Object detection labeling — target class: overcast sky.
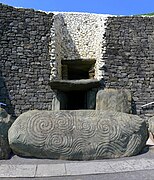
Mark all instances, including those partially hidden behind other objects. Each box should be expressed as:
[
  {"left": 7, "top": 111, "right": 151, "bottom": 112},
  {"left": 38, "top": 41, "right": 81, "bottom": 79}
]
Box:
[{"left": 0, "top": 0, "right": 154, "bottom": 15}]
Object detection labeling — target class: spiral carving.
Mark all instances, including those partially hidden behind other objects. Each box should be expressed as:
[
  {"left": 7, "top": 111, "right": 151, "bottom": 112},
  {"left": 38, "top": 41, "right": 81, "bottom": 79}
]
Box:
[
  {"left": 54, "top": 111, "right": 74, "bottom": 131},
  {"left": 97, "top": 112, "right": 121, "bottom": 142},
  {"left": 45, "top": 131, "right": 73, "bottom": 155},
  {"left": 27, "top": 112, "right": 54, "bottom": 147},
  {"left": 8, "top": 110, "right": 148, "bottom": 160}
]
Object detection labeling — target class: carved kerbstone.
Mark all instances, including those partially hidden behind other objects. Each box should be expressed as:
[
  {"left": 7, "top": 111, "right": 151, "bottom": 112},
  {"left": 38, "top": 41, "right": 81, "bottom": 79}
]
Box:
[
  {"left": 96, "top": 89, "right": 132, "bottom": 113},
  {"left": 8, "top": 110, "right": 148, "bottom": 160}
]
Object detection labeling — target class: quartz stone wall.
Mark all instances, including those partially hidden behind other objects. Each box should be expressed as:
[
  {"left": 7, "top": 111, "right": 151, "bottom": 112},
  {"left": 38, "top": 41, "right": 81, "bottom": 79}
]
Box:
[
  {"left": 0, "top": 3, "right": 54, "bottom": 116},
  {"left": 50, "top": 14, "right": 154, "bottom": 118},
  {"left": 50, "top": 14, "right": 64, "bottom": 80},
  {"left": 50, "top": 13, "right": 108, "bottom": 80},
  {"left": 103, "top": 17, "right": 154, "bottom": 118}
]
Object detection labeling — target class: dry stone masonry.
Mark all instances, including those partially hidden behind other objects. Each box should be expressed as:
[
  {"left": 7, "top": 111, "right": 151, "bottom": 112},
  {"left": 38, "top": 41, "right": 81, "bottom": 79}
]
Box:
[
  {"left": 0, "top": 4, "right": 54, "bottom": 116},
  {"left": 0, "top": 3, "right": 153, "bottom": 119},
  {"left": 50, "top": 13, "right": 108, "bottom": 80},
  {"left": 0, "top": 4, "right": 154, "bottom": 116},
  {"left": 0, "top": 3, "right": 153, "bottom": 160},
  {"left": 103, "top": 17, "right": 154, "bottom": 119}
]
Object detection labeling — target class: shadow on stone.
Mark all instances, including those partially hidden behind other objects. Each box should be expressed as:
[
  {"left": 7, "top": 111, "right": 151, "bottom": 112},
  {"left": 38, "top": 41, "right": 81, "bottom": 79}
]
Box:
[
  {"left": 0, "top": 70, "right": 16, "bottom": 118},
  {"left": 138, "top": 145, "right": 149, "bottom": 155},
  {"left": 131, "top": 98, "right": 137, "bottom": 115}
]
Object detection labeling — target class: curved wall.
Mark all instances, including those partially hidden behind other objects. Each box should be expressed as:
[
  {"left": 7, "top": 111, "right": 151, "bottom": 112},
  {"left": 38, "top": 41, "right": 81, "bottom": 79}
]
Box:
[{"left": 0, "top": 3, "right": 153, "bottom": 118}]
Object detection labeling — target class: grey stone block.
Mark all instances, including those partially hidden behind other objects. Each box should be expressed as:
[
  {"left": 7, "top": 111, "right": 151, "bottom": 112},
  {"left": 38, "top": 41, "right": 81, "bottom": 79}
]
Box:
[
  {"left": 96, "top": 88, "right": 132, "bottom": 113},
  {"left": 126, "top": 159, "right": 154, "bottom": 170},
  {"left": 0, "top": 164, "right": 36, "bottom": 177},
  {"left": 8, "top": 110, "right": 148, "bottom": 160},
  {"left": 36, "top": 164, "right": 66, "bottom": 177},
  {"left": 108, "top": 161, "right": 134, "bottom": 172},
  {"left": 66, "top": 161, "right": 114, "bottom": 176}
]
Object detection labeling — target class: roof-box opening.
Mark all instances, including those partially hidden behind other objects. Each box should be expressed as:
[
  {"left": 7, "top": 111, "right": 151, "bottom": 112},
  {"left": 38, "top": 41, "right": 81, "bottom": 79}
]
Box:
[{"left": 61, "top": 59, "right": 96, "bottom": 80}]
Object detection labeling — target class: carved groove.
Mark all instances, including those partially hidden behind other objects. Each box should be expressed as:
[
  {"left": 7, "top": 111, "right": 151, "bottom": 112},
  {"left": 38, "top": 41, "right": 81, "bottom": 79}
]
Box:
[{"left": 8, "top": 110, "right": 148, "bottom": 160}]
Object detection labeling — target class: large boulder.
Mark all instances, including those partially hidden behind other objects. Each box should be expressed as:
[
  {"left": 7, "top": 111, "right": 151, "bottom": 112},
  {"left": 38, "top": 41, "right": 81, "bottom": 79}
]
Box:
[
  {"left": 96, "top": 89, "right": 132, "bottom": 113},
  {"left": 8, "top": 110, "right": 148, "bottom": 160},
  {"left": 0, "top": 108, "right": 14, "bottom": 159}
]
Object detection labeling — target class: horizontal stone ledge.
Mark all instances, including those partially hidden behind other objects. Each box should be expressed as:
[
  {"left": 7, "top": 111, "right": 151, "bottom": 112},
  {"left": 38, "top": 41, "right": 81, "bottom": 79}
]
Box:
[
  {"left": 0, "top": 158, "right": 154, "bottom": 178},
  {"left": 49, "top": 79, "right": 101, "bottom": 91}
]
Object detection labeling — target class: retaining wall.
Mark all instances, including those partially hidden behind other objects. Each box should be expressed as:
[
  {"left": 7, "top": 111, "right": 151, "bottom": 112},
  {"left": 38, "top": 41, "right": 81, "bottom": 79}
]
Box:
[
  {"left": 103, "top": 17, "right": 154, "bottom": 118},
  {"left": 0, "top": 3, "right": 54, "bottom": 116},
  {"left": 0, "top": 3, "right": 153, "bottom": 118}
]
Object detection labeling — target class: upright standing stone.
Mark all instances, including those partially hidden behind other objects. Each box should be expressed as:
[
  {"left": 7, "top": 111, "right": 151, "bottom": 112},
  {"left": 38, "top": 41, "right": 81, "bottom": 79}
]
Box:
[{"left": 96, "top": 88, "right": 132, "bottom": 113}]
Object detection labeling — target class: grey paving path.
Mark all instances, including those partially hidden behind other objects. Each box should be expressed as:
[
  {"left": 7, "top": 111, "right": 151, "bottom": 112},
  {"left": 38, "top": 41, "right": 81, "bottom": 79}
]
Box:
[{"left": 0, "top": 146, "right": 154, "bottom": 178}]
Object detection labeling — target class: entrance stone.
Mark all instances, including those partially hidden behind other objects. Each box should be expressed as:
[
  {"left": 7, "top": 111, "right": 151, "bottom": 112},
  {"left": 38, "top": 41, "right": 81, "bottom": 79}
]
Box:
[{"left": 8, "top": 110, "right": 148, "bottom": 160}]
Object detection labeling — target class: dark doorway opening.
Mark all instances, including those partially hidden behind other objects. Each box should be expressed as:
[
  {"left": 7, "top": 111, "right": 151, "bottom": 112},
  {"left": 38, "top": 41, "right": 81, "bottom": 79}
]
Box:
[
  {"left": 61, "top": 91, "right": 87, "bottom": 110},
  {"left": 61, "top": 59, "right": 95, "bottom": 80},
  {"left": 68, "top": 68, "right": 89, "bottom": 80}
]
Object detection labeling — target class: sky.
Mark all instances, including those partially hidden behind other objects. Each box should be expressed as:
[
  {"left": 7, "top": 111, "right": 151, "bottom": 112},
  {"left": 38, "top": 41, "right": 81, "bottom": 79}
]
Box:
[{"left": 0, "top": 0, "right": 154, "bottom": 15}]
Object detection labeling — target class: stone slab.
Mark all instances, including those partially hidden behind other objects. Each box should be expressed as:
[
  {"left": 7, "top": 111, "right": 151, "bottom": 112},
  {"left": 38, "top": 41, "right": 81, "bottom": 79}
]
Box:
[
  {"left": 126, "top": 158, "right": 154, "bottom": 170},
  {"left": 96, "top": 88, "right": 132, "bottom": 113},
  {"left": 0, "top": 164, "right": 36, "bottom": 177},
  {"left": 49, "top": 79, "right": 100, "bottom": 91},
  {"left": 1, "top": 158, "right": 154, "bottom": 178},
  {"left": 36, "top": 163, "right": 66, "bottom": 177},
  {"left": 8, "top": 110, "right": 148, "bottom": 160},
  {"left": 65, "top": 161, "right": 114, "bottom": 176},
  {"left": 108, "top": 161, "right": 134, "bottom": 172}
]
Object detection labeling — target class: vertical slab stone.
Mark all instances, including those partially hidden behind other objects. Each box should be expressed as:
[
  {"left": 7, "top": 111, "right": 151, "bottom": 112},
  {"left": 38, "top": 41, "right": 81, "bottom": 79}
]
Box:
[{"left": 96, "top": 88, "right": 132, "bottom": 113}]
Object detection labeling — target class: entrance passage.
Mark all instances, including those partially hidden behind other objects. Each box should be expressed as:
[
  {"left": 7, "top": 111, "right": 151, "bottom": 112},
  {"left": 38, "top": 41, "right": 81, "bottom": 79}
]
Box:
[
  {"left": 64, "top": 91, "right": 87, "bottom": 110},
  {"left": 61, "top": 59, "right": 96, "bottom": 80}
]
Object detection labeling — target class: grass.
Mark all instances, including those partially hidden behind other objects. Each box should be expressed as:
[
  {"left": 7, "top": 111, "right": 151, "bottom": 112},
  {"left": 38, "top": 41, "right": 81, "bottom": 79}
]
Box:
[{"left": 137, "top": 12, "right": 154, "bottom": 16}]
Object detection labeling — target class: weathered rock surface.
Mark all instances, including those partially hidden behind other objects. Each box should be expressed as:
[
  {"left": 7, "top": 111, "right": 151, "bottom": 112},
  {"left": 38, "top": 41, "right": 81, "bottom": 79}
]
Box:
[
  {"left": 8, "top": 110, "right": 148, "bottom": 160},
  {"left": 49, "top": 79, "right": 100, "bottom": 91},
  {"left": 0, "top": 108, "right": 14, "bottom": 159},
  {"left": 148, "top": 116, "right": 154, "bottom": 133},
  {"left": 96, "top": 89, "right": 132, "bottom": 113},
  {"left": 145, "top": 116, "right": 154, "bottom": 146}
]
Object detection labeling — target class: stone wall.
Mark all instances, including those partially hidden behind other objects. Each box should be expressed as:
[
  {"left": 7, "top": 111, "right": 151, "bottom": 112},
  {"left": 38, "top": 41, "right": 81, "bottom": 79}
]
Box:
[
  {"left": 0, "top": 4, "right": 54, "bottom": 116},
  {"left": 50, "top": 14, "right": 154, "bottom": 118},
  {"left": 50, "top": 13, "right": 108, "bottom": 80},
  {"left": 103, "top": 17, "right": 154, "bottom": 118},
  {"left": 0, "top": 4, "right": 153, "bottom": 118},
  {"left": 50, "top": 14, "right": 64, "bottom": 80}
]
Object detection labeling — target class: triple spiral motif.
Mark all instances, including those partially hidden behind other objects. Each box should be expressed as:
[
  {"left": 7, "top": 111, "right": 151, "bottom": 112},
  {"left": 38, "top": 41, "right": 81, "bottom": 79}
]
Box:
[{"left": 9, "top": 110, "right": 147, "bottom": 160}]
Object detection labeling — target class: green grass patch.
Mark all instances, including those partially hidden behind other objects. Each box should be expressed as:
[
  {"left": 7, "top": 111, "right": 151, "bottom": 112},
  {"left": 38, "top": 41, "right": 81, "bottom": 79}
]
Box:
[{"left": 136, "top": 12, "right": 154, "bottom": 16}]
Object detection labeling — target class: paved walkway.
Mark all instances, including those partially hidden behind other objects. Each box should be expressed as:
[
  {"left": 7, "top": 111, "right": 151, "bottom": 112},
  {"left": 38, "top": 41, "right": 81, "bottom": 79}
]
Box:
[{"left": 0, "top": 147, "right": 154, "bottom": 178}]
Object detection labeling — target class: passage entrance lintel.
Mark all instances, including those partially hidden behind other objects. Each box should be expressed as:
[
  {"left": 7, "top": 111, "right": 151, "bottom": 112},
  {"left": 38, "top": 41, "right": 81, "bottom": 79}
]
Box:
[{"left": 49, "top": 79, "right": 100, "bottom": 91}]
